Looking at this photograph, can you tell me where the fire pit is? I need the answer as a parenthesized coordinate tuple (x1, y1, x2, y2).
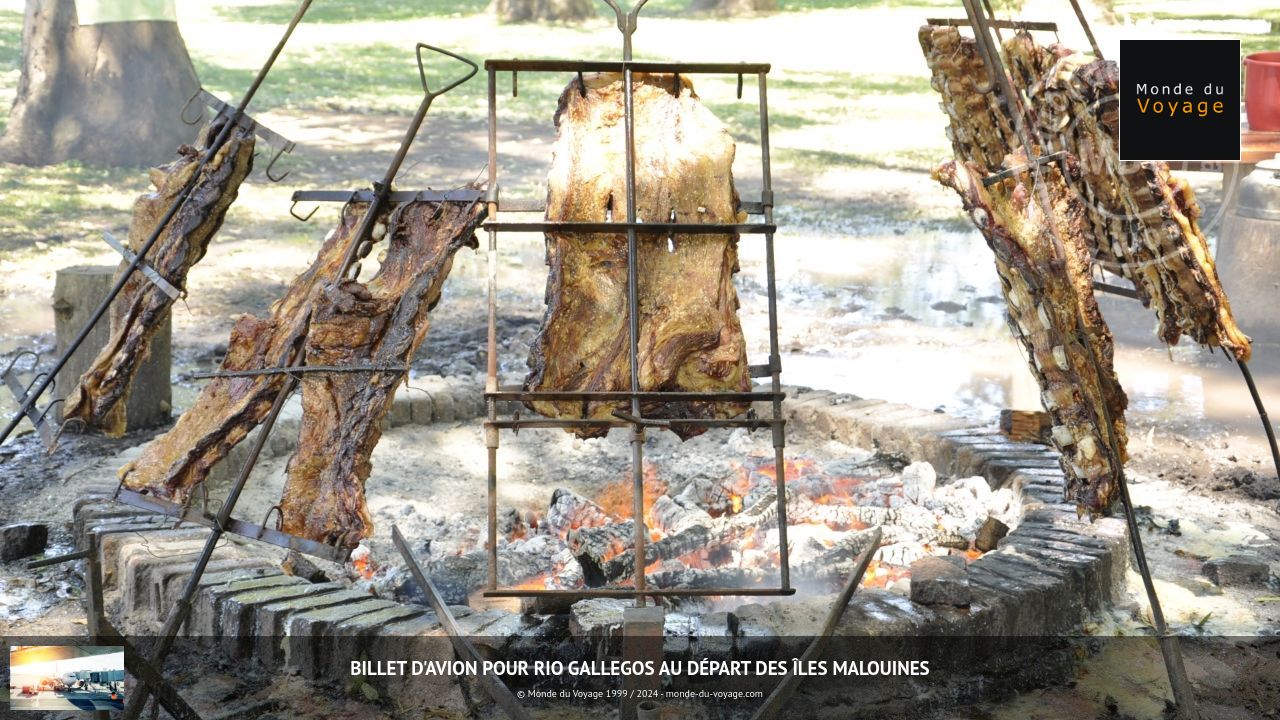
(74, 381, 1129, 718)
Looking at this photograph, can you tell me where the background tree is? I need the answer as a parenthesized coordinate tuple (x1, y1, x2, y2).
(489, 0, 596, 23)
(690, 0, 777, 13)
(0, 0, 200, 167)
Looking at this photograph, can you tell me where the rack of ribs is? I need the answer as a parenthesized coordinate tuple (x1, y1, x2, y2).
(1029, 54, 1252, 360)
(933, 156, 1128, 515)
(64, 120, 255, 436)
(119, 202, 364, 503)
(523, 72, 751, 440)
(278, 198, 484, 547)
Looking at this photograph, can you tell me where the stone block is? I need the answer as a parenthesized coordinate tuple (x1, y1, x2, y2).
(1202, 555, 1270, 587)
(909, 555, 971, 607)
(975, 517, 1010, 553)
(286, 598, 399, 677)
(255, 589, 374, 668)
(193, 574, 304, 639)
(408, 388, 434, 424)
(0, 523, 48, 561)
(220, 581, 346, 661)
(389, 395, 413, 427)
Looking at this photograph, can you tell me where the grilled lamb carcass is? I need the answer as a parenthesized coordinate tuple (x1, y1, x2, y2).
(524, 72, 751, 439)
(933, 156, 1128, 516)
(64, 120, 255, 436)
(279, 198, 484, 547)
(119, 202, 365, 502)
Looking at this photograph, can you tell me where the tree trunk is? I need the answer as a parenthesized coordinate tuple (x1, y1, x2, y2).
(0, 0, 200, 167)
(689, 0, 777, 13)
(489, 0, 595, 23)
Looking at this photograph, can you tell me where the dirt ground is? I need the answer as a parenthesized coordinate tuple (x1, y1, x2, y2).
(1, 1, 1279, 718)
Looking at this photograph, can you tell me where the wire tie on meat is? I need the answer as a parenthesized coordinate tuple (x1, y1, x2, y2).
(258, 506, 284, 538)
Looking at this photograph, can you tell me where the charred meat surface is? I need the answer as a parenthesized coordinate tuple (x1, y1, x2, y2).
(279, 199, 484, 548)
(64, 121, 255, 436)
(933, 157, 1128, 515)
(1030, 56, 1251, 360)
(119, 203, 366, 502)
(524, 72, 751, 440)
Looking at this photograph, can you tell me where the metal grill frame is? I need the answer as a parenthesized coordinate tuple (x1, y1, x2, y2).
(480, 57, 795, 601)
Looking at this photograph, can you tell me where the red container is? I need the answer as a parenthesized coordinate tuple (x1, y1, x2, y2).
(1246, 52, 1280, 131)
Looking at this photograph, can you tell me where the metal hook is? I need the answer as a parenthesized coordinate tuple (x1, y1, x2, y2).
(35, 398, 63, 428)
(23, 372, 54, 402)
(1, 350, 40, 380)
(736, 73, 744, 100)
(415, 43, 479, 99)
(600, 0, 650, 61)
(264, 141, 296, 183)
(180, 89, 205, 126)
(512, 70, 518, 98)
(577, 71, 587, 98)
(289, 198, 318, 222)
(258, 505, 283, 539)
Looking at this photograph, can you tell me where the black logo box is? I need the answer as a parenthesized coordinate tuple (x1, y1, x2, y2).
(1119, 38, 1241, 162)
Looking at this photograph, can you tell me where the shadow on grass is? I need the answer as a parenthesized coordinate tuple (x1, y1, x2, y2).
(218, 0, 959, 24)
(217, 0, 488, 24)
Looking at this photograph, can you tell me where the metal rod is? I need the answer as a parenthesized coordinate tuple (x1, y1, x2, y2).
(751, 527, 882, 720)
(0, 0, 315, 448)
(622, 64, 648, 607)
(292, 188, 485, 204)
(486, 64, 501, 594)
(392, 525, 533, 720)
(1237, 359, 1280, 509)
(485, 417, 783, 430)
(120, 377, 296, 720)
(1066, 0, 1104, 59)
(1093, 281, 1142, 299)
(925, 17, 1058, 30)
(483, 587, 797, 598)
(114, 488, 351, 562)
(758, 70, 792, 592)
(189, 364, 408, 380)
(25, 549, 91, 569)
(487, 388, 785, 402)
(961, 2, 1196, 716)
(482, 221, 774, 234)
(484, 59, 769, 73)
(488, 198, 769, 216)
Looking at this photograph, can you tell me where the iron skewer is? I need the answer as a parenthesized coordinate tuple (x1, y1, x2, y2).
(117, 40, 477, 720)
(0, 0, 316, 449)
(958, 1, 1198, 716)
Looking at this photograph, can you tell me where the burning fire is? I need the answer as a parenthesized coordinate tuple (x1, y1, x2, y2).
(495, 453, 1002, 595)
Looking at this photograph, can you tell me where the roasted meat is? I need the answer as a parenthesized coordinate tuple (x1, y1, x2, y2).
(933, 156, 1128, 515)
(64, 120, 255, 436)
(1030, 56, 1252, 360)
(119, 203, 365, 502)
(524, 72, 751, 439)
(279, 199, 484, 547)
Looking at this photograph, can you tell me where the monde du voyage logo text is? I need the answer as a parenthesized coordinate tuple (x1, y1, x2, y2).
(1120, 39, 1241, 162)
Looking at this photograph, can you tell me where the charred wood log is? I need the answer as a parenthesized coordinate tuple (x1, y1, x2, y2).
(650, 495, 713, 536)
(793, 527, 885, 581)
(544, 488, 613, 538)
(641, 565, 768, 591)
(280, 199, 485, 547)
(523, 72, 751, 440)
(64, 120, 254, 436)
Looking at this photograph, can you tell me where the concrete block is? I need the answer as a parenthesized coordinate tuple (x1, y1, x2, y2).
(0, 523, 48, 561)
(193, 574, 303, 639)
(389, 395, 413, 427)
(1202, 555, 1270, 587)
(220, 581, 346, 660)
(286, 598, 399, 678)
(408, 388, 434, 424)
(255, 589, 374, 668)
